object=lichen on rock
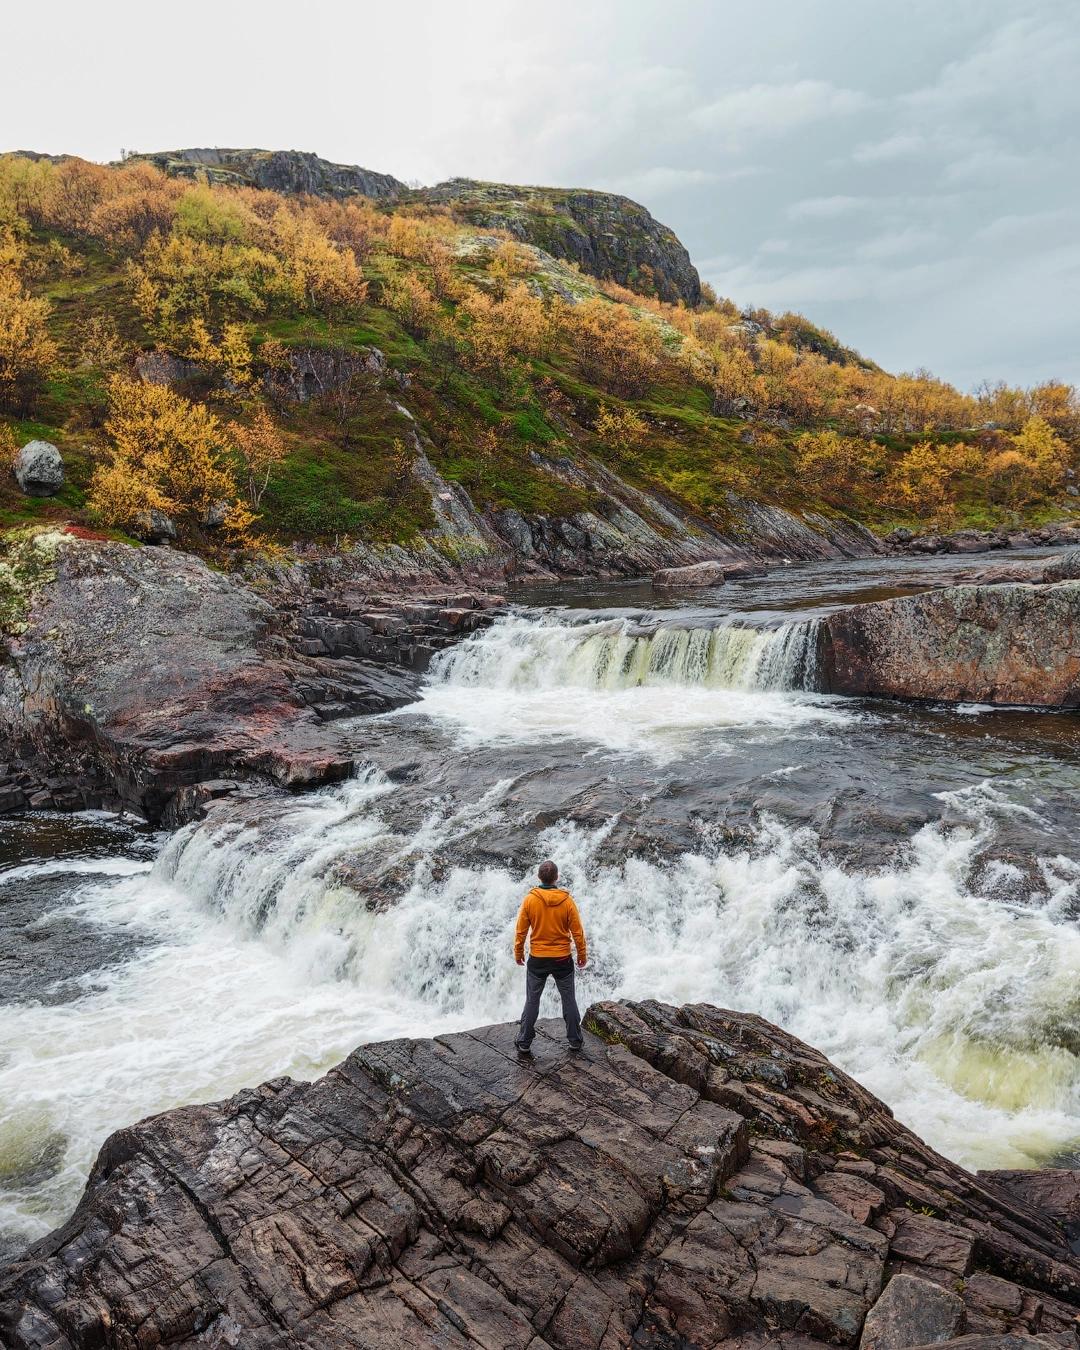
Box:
[0,528,65,636]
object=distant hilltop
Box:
[122,146,702,306]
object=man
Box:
[513,859,587,1055]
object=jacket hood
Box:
[530,886,570,908]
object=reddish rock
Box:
[859,1273,964,1349]
[821,581,1080,706]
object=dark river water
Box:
[2,549,1079,1262]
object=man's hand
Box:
[577,957,587,968]
[516,956,525,966]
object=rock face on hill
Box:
[3,1000,1079,1347]
[132,149,702,305]
[415,178,702,305]
[129,147,406,200]
[821,580,1080,706]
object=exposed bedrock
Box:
[3,1001,1080,1347]
[820,579,1080,707]
[0,537,503,822]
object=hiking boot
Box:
[514,1040,533,1056]
[568,1040,584,1052]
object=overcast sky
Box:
[4,0,1076,389]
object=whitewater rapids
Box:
[2,604,1080,1254]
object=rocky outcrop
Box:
[3,1000,1080,1347]
[416,178,702,305]
[12,440,63,497]
[0,536,501,821]
[129,147,405,200]
[653,560,769,587]
[978,1171,1080,1242]
[887,524,1080,557]
[126,152,700,305]
[820,580,1080,706]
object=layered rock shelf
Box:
[3,1001,1079,1347]
[0,536,504,822]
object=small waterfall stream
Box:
[432,613,824,693]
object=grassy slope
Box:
[2,227,1071,550]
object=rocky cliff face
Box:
[3,1000,1079,1347]
[415,178,702,305]
[820,579,1080,706]
[131,150,702,305]
[128,148,405,200]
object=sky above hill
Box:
[4,0,1076,390]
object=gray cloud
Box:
[1,0,1076,389]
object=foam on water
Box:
[4,763,1080,1249]
[411,613,844,754]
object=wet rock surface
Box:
[0,539,504,823]
[3,1000,1080,1348]
[821,580,1080,706]
[888,525,1080,558]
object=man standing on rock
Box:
[513,860,588,1055]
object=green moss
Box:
[0,527,64,634]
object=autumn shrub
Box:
[884,440,981,520]
[563,297,664,398]
[230,403,286,507]
[459,283,551,375]
[985,416,1068,507]
[0,271,58,411]
[88,377,244,536]
[594,404,647,457]
[793,430,880,506]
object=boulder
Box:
[12,440,63,497]
[0,538,417,821]
[722,559,769,580]
[821,581,1080,706]
[654,560,728,588]
[134,351,203,387]
[4,1000,1080,1347]
[1044,548,1080,583]
[859,1274,963,1349]
[132,507,177,543]
[204,498,231,529]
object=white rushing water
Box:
[3,610,1080,1249]
[412,613,840,754]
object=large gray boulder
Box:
[12,440,63,497]
[654,559,728,587]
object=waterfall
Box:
[431,614,823,694]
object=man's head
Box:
[537,859,559,887]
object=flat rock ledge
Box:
[3,1001,1080,1348]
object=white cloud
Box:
[854,227,939,260]
[851,133,926,163]
[692,79,871,140]
[787,195,873,220]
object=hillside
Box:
[1,147,1077,576]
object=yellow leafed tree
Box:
[0,271,58,411]
[89,378,243,537]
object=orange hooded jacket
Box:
[514,886,587,963]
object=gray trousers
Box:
[517,956,582,1047]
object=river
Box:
[3,550,1080,1262]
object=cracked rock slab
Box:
[3,1002,1080,1348]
